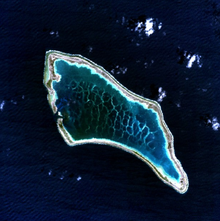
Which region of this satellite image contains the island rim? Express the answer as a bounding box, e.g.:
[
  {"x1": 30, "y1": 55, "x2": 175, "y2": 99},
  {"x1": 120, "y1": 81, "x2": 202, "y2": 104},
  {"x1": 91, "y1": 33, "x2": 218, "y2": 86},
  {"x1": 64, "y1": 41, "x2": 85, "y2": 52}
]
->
[{"x1": 43, "y1": 50, "x2": 189, "y2": 194}]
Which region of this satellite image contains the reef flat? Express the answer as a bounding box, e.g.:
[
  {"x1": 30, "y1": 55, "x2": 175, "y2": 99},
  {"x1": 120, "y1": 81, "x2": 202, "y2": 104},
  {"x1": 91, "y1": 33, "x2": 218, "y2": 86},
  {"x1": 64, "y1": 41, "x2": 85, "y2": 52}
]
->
[{"x1": 43, "y1": 50, "x2": 189, "y2": 194}]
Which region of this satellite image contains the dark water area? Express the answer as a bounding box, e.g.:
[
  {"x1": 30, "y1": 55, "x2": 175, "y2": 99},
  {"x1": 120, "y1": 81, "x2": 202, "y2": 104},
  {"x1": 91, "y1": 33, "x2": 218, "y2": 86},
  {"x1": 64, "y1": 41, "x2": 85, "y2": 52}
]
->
[{"x1": 0, "y1": 0, "x2": 220, "y2": 220}]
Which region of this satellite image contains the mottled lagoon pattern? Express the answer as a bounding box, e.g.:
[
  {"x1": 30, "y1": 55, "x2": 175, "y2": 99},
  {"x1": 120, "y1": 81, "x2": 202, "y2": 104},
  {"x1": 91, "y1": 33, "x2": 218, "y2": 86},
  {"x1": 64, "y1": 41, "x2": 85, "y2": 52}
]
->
[{"x1": 43, "y1": 50, "x2": 188, "y2": 194}]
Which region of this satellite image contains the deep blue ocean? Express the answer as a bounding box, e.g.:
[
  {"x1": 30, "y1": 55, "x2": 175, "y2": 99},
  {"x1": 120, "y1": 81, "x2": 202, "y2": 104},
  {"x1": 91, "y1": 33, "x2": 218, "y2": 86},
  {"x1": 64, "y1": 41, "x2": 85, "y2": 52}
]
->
[{"x1": 1, "y1": 0, "x2": 220, "y2": 220}]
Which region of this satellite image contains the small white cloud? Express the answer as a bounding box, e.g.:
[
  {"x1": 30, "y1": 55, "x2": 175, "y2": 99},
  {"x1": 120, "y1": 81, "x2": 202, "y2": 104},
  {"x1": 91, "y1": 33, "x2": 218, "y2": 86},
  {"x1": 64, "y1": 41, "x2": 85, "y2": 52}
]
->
[
  {"x1": 120, "y1": 67, "x2": 127, "y2": 74},
  {"x1": 88, "y1": 46, "x2": 93, "y2": 53},
  {"x1": 186, "y1": 55, "x2": 196, "y2": 68},
  {"x1": 157, "y1": 87, "x2": 166, "y2": 102},
  {"x1": 145, "y1": 18, "x2": 154, "y2": 36},
  {"x1": 77, "y1": 176, "x2": 81, "y2": 181},
  {"x1": 133, "y1": 18, "x2": 162, "y2": 37},
  {"x1": 212, "y1": 117, "x2": 220, "y2": 131},
  {"x1": 185, "y1": 53, "x2": 202, "y2": 69},
  {"x1": 176, "y1": 102, "x2": 181, "y2": 108},
  {"x1": 11, "y1": 100, "x2": 17, "y2": 104},
  {"x1": 158, "y1": 22, "x2": 162, "y2": 30},
  {"x1": 110, "y1": 65, "x2": 128, "y2": 75},
  {"x1": 121, "y1": 16, "x2": 125, "y2": 25},
  {"x1": 135, "y1": 22, "x2": 143, "y2": 33},
  {"x1": 0, "y1": 100, "x2": 5, "y2": 111},
  {"x1": 50, "y1": 30, "x2": 59, "y2": 37}
]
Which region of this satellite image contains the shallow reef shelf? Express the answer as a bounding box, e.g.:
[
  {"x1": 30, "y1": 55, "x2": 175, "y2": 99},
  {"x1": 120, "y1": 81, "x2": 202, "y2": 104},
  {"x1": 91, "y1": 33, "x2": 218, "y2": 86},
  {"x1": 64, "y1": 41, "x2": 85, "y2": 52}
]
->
[{"x1": 43, "y1": 50, "x2": 189, "y2": 194}]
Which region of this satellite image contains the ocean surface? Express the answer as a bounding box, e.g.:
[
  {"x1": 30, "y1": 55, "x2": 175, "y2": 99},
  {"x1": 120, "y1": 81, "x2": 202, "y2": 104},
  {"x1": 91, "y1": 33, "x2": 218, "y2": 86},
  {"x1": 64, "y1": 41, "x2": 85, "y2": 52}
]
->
[{"x1": 1, "y1": 0, "x2": 220, "y2": 220}]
